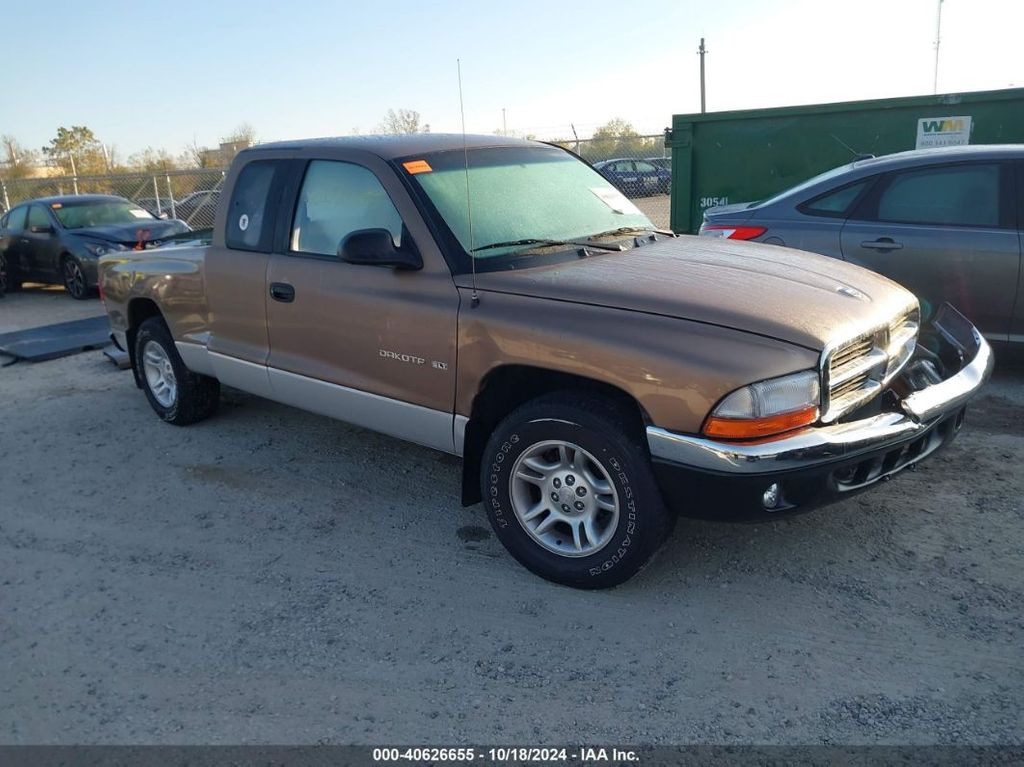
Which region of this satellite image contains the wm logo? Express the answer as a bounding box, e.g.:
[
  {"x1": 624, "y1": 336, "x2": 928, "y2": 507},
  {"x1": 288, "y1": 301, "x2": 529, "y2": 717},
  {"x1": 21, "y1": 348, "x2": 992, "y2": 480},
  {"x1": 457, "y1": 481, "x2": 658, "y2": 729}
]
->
[{"x1": 922, "y1": 118, "x2": 966, "y2": 133}]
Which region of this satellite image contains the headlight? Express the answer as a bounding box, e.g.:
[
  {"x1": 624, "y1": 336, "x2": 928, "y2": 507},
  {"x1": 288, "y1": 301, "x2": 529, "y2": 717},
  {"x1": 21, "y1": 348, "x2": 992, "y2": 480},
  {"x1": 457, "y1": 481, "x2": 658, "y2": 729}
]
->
[
  {"x1": 83, "y1": 242, "x2": 127, "y2": 257},
  {"x1": 703, "y1": 370, "x2": 820, "y2": 440}
]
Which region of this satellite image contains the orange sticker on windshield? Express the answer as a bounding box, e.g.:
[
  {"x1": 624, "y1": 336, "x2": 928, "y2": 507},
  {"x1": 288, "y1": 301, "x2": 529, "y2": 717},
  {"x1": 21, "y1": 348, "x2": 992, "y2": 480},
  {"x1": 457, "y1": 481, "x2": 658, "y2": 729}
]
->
[
  {"x1": 403, "y1": 160, "x2": 432, "y2": 174},
  {"x1": 50, "y1": 203, "x2": 63, "y2": 209}
]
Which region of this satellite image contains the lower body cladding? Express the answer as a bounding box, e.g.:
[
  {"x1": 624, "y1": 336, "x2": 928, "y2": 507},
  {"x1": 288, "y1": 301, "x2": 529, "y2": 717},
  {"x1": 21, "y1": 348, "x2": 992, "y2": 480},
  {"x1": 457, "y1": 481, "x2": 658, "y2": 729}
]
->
[{"x1": 646, "y1": 317, "x2": 993, "y2": 520}]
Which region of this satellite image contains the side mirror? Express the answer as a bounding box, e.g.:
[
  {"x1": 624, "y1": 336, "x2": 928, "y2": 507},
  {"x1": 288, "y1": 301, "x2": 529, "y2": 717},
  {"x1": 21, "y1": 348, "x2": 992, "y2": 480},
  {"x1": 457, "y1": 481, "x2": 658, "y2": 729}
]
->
[
  {"x1": 339, "y1": 228, "x2": 421, "y2": 270},
  {"x1": 30, "y1": 224, "x2": 54, "y2": 234}
]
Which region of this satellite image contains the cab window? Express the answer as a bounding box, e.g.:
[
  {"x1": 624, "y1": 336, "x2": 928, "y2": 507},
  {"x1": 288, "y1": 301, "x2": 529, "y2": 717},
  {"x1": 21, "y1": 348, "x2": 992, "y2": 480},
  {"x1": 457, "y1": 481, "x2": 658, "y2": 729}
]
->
[
  {"x1": 225, "y1": 160, "x2": 280, "y2": 251},
  {"x1": 290, "y1": 160, "x2": 403, "y2": 257}
]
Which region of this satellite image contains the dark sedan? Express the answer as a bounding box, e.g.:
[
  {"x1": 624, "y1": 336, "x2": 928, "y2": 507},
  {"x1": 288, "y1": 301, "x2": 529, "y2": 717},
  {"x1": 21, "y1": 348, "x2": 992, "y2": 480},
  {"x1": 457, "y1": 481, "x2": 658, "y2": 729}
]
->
[
  {"x1": 592, "y1": 158, "x2": 671, "y2": 197},
  {"x1": 173, "y1": 190, "x2": 220, "y2": 229},
  {"x1": 699, "y1": 145, "x2": 1024, "y2": 344},
  {"x1": 0, "y1": 195, "x2": 190, "y2": 299}
]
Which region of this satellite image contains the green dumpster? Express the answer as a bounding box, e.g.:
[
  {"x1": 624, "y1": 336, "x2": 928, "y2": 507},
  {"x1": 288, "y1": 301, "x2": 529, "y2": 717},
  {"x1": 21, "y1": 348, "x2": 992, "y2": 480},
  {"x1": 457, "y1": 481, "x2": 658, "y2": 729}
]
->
[{"x1": 667, "y1": 87, "x2": 1024, "y2": 233}]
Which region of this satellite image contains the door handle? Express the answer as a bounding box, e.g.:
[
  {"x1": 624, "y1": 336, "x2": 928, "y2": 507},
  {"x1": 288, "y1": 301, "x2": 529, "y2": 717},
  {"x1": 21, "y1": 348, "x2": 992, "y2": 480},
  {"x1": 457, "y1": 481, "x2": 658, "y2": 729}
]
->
[
  {"x1": 860, "y1": 238, "x2": 903, "y2": 251},
  {"x1": 269, "y1": 282, "x2": 295, "y2": 303}
]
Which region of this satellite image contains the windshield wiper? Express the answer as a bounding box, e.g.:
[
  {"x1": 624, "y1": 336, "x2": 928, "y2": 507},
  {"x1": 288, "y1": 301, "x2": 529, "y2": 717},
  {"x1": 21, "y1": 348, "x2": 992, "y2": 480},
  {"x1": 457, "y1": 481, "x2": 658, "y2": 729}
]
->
[
  {"x1": 472, "y1": 237, "x2": 624, "y2": 253},
  {"x1": 586, "y1": 226, "x2": 675, "y2": 240}
]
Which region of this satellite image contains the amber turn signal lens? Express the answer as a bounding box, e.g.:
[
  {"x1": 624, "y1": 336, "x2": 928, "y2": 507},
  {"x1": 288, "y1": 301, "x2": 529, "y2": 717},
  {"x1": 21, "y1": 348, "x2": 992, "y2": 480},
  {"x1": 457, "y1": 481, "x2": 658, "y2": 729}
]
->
[{"x1": 703, "y1": 405, "x2": 819, "y2": 440}]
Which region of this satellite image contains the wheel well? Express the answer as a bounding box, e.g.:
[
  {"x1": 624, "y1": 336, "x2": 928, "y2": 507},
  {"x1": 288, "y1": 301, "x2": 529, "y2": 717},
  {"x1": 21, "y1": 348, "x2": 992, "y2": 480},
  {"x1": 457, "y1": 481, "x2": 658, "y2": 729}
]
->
[
  {"x1": 126, "y1": 298, "x2": 164, "y2": 388},
  {"x1": 459, "y1": 365, "x2": 648, "y2": 506}
]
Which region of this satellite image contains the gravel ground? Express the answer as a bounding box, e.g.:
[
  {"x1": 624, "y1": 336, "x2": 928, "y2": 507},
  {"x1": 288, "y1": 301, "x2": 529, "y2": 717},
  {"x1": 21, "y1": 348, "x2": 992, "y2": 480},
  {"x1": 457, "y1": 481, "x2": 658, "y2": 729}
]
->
[
  {"x1": 0, "y1": 292, "x2": 1021, "y2": 745},
  {"x1": 633, "y1": 194, "x2": 671, "y2": 230}
]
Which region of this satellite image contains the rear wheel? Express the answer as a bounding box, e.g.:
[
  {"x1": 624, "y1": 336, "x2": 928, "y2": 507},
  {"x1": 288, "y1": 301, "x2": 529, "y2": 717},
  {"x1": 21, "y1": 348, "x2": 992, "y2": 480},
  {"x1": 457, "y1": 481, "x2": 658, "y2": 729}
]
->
[
  {"x1": 480, "y1": 392, "x2": 674, "y2": 589},
  {"x1": 61, "y1": 256, "x2": 89, "y2": 300},
  {"x1": 134, "y1": 316, "x2": 220, "y2": 425}
]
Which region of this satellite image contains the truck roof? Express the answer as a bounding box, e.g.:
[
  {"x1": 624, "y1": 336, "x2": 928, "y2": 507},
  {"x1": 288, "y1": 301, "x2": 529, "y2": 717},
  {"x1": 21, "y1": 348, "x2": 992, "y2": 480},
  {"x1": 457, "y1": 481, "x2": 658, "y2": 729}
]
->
[{"x1": 252, "y1": 133, "x2": 539, "y2": 160}]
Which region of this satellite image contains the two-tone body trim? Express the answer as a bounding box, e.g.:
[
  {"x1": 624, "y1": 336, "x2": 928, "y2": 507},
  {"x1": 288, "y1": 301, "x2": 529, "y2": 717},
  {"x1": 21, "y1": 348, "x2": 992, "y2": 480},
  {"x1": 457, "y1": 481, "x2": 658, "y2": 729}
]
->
[{"x1": 177, "y1": 345, "x2": 459, "y2": 454}]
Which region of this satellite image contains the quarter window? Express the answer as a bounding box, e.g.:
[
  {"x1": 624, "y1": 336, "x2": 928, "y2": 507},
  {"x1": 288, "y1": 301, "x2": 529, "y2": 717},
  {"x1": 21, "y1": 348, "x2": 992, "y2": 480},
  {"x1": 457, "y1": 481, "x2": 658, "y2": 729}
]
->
[
  {"x1": 876, "y1": 164, "x2": 1000, "y2": 227},
  {"x1": 7, "y1": 206, "x2": 27, "y2": 230},
  {"x1": 225, "y1": 160, "x2": 279, "y2": 251},
  {"x1": 802, "y1": 180, "x2": 869, "y2": 217},
  {"x1": 290, "y1": 160, "x2": 403, "y2": 257}
]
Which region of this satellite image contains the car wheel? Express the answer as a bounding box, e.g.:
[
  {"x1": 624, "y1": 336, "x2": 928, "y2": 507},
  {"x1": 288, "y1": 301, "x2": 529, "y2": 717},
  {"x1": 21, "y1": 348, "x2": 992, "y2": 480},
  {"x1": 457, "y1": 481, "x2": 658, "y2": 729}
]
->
[
  {"x1": 0, "y1": 253, "x2": 7, "y2": 297},
  {"x1": 480, "y1": 392, "x2": 674, "y2": 589},
  {"x1": 61, "y1": 256, "x2": 89, "y2": 300},
  {"x1": 134, "y1": 316, "x2": 220, "y2": 426}
]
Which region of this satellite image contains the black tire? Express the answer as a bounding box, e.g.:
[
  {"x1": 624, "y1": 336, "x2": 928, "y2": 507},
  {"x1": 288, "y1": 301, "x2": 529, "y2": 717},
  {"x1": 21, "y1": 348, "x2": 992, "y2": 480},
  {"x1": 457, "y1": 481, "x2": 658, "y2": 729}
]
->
[
  {"x1": 61, "y1": 255, "x2": 90, "y2": 300},
  {"x1": 480, "y1": 392, "x2": 674, "y2": 589},
  {"x1": 0, "y1": 252, "x2": 7, "y2": 297},
  {"x1": 134, "y1": 316, "x2": 220, "y2": 426}
]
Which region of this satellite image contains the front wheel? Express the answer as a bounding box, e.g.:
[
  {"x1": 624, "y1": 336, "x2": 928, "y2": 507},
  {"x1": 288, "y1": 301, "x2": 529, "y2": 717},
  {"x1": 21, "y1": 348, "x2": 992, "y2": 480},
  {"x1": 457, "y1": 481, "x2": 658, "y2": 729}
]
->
[
  {"x1": 480, "y1": 393, "x2": 674, "y2": 589},
  {"x1": 134, "y1": 316, "x2": 220, "y2": 425},
  {"x1": 62, "y1": 256, "x2": 89, "y2": 300}
]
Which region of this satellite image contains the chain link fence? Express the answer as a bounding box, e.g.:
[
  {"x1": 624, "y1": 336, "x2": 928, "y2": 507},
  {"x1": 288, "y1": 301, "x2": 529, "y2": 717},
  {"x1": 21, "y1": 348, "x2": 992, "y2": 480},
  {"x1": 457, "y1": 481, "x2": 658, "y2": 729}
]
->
[
  {"x1": 1, "y1": 133, "x2": 672, "y2": 231},
  {"x1": 549, "y1": 134, "x2": 672, "y2": 229},
  {"x1": 1, "y1": 169, "x2": 226, "y2": 230}
]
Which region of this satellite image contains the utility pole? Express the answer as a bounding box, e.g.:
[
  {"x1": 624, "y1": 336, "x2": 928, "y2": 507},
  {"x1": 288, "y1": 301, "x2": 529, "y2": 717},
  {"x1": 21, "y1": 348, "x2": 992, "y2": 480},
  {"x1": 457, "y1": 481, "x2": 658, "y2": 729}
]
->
[
  {"x1": 698, "y1": 38, "x2": 708, "y2": 113},
  {"x1": 933, "y1": 0, "x2": 944, "y2": 94},
  {"x1": 502, "y1": 107, "x2": 507, "y2": 136}
]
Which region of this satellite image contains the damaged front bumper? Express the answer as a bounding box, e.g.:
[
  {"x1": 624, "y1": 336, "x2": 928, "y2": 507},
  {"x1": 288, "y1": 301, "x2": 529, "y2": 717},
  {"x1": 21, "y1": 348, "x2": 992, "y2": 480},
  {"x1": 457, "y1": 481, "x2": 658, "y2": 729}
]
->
[{"x1": 646, "y1": 306, "x2": 994, "y2": 517}]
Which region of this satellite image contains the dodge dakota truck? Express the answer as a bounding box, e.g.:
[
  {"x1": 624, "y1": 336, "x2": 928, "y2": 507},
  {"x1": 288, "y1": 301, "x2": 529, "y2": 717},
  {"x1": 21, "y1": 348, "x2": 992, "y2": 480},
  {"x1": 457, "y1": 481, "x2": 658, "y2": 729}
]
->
[{"x1": 99, "y1": 135, "x2": 993, "y2": 588}]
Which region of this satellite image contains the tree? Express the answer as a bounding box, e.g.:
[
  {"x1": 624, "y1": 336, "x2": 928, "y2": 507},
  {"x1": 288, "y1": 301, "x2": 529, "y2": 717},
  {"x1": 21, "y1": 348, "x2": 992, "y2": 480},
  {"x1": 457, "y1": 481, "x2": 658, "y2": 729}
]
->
[
  {"x1": 180, "y1": 137, "x2": 210, "y2": 169},
  {"x1": 493, "y1": 128, "x2": 537, "y2": 140},
  {"x1": 222, "y1": 122, "x2": 257, "y2": 147},
  {"x1": 41, "y1": 125, "x2": 107, "y2": 176},
  {"x1": 127, "y1": 147, "x2": 178, "y2": 172},
  {"x1": 1, "y1": 135, "x2": 40, "y2": 179},
  {"x1": 586, "y1": 118, "x2": 657, "y2": 162},
  {"x1": 376, "y1": 108, "x2": 429, "y2": 135}
]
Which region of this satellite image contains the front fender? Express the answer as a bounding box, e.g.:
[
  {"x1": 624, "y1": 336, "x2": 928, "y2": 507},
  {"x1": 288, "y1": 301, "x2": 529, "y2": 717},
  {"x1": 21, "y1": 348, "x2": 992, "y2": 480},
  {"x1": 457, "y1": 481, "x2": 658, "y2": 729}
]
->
[{"x1": 455, "y1": 290, "x2": 819, "y2": 435}]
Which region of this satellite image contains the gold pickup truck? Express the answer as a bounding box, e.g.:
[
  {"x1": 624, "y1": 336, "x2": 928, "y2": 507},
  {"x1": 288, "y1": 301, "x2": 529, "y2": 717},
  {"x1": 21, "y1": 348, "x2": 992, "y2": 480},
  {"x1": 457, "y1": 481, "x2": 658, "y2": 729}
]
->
[{"x1": 99, "y1": 135, "x2": 993, "y2": 588}]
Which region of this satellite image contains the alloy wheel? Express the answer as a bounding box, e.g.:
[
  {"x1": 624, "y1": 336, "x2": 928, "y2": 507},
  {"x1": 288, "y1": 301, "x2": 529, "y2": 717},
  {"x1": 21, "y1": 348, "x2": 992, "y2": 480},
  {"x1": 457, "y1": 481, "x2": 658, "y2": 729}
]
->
[
  {"x1": 63, "y1": 259, "x2": 86, "y2": 298},
  {"x1": 142, "y1": 340, "x2": 177, "y2": 408},
  {"x1": 509, "y1": 440, "x2": 620, "y2": 558}
]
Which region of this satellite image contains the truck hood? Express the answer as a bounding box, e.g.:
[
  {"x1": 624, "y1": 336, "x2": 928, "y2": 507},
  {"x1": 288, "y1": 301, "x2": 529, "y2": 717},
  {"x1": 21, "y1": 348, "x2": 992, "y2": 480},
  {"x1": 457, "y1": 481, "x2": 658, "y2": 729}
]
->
[
  {"x1": 457, "y1": 235, "x2": 917, "y2": 351},
  {"x1": 67, "y1": 219, "x2": 190, "y2": 245}
]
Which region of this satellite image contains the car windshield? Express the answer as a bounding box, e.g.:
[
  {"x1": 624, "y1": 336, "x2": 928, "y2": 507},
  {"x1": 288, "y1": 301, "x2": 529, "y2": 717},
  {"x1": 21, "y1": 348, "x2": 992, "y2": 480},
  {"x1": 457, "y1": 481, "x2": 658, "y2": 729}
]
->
[
  {"x1": 402, "y1": 146, "x2": 653, "y2": 270},
  {"x1": 51, "y1": 200, "x2": 156, "y2": 229}
]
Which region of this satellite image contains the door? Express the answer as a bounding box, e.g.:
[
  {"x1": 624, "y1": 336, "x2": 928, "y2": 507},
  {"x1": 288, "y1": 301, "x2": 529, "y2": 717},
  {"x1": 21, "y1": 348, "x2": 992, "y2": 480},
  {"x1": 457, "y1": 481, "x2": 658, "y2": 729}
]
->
[
  {"x1": 265, "y1": 158, "x2": 459, "y2": 452},
  {"x1": 633, "y1": 160, "x2": 661, "y2": 195},
  {"x1": 1012, "y1": 159, "x2": 1024, "y2": 343},
  {"x1": 0, "y1": 205, "x2": 28, "y2": 280},
  {"x1": 23, "y1": 204, "x2": 63, "y2": 279},
  {"x1": 840, "y1": 161, "x2": 1021, "y2": 339},
  {"x1": 203, "y1": 157, "x2": 288, "y2": 397}
]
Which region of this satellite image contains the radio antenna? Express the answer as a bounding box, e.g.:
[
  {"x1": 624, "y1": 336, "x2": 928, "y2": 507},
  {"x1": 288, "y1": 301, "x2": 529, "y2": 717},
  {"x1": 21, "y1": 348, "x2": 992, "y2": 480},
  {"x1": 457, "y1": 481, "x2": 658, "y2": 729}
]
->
[{"x1": 457, "y1": 58, "x2": 479, "y2": 308}]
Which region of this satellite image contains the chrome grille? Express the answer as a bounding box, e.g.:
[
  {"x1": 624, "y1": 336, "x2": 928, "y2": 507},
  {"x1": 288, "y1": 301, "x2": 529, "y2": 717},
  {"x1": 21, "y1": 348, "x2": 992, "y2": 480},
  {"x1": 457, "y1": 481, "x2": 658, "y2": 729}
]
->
[{"x1": 822, "y1": 307, "x2": 920, "y2": 422}]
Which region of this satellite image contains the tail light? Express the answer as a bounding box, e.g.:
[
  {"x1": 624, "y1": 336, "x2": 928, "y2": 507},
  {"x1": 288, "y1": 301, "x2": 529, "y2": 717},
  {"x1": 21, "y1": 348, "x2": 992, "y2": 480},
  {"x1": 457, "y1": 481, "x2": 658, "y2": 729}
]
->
[{"x1": 699, "y1": 224, "x2": 767, "y2": 241}]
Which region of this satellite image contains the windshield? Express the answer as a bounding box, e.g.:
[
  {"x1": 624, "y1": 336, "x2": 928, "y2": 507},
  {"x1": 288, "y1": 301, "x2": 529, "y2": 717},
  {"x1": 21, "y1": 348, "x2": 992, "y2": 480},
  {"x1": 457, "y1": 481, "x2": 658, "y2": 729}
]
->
[
  {"x1": 401, "y1": 146, "x2": 653, "y2": 270},
  {"x1": 51, "y1": 200, "x2": 156, "y2": 229}
]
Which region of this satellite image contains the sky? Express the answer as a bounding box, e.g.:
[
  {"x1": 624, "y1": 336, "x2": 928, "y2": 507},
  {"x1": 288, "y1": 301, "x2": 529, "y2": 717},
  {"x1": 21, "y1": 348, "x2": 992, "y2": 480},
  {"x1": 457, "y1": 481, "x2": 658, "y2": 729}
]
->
[{"x1": 3, "y1": 0, "x2": 1023, "y2": 159}]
